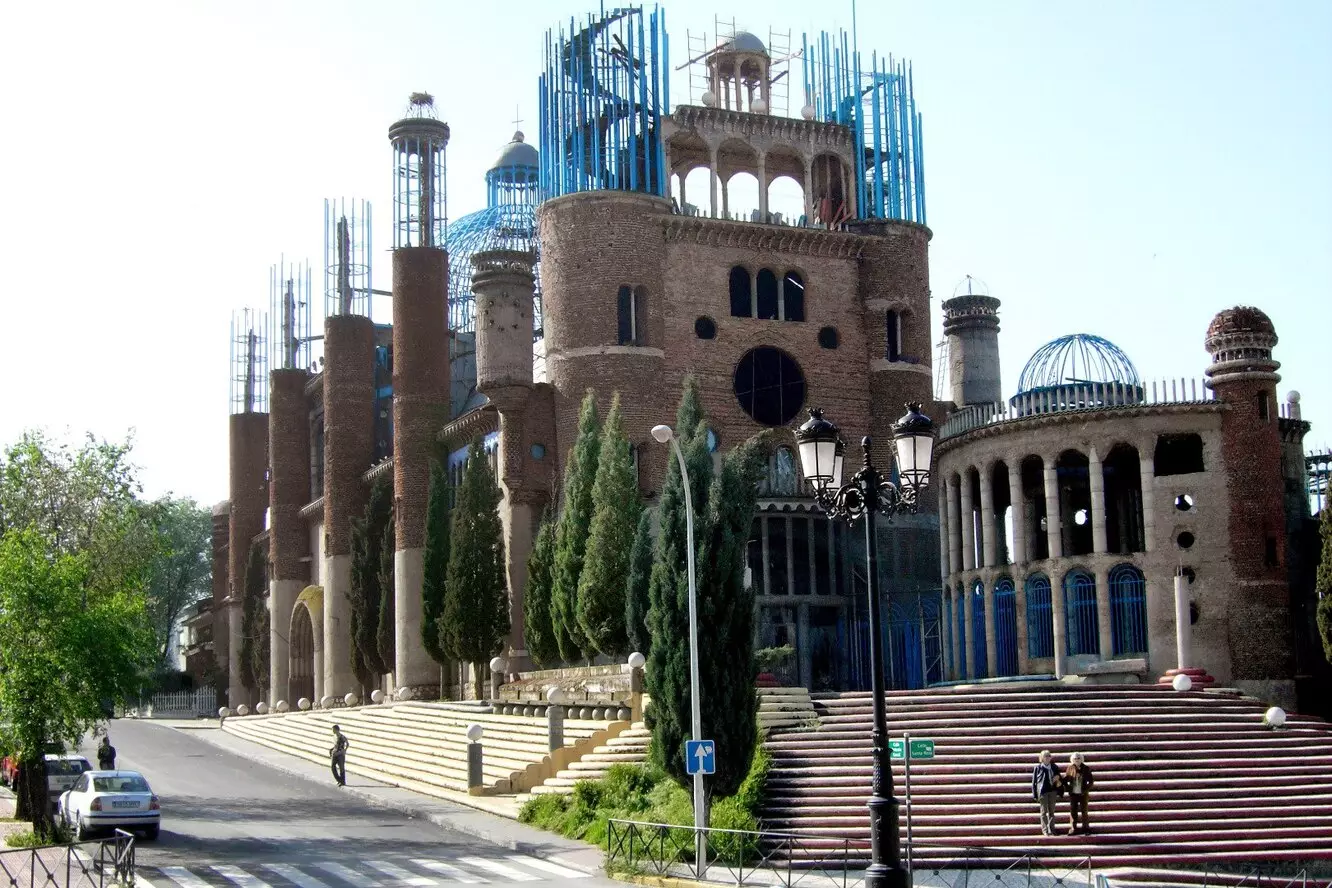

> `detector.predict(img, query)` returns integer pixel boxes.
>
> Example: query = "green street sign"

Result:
[889,738,935,761]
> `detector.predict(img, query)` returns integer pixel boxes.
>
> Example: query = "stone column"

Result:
[709,145,719,218]
[1173,573,1192,669]
[757,154,768,220]
[1008,461,1027,566]
[322,314,376,702]
[1014,570,1031,675]
[941,586,954,681]
[946,476,963,576]
[803,156,814,224]
[952,585,965,680]
[268,368,311,708]
[1095,563,1114,661]
[962,583,975,679]
[1043,457,1067,678]
[1042,458,1063,559]
[1140,448,1157,553]
[959,472,976,572]
[979,469,996,568]
[938,485,952,579]
[983,580,997,678]
[392,246,451,699]
[1089,446,1108,554]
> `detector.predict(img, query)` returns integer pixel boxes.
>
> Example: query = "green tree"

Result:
[377,518,396,675]
[422,460,452,697]
[349,478,392,688]
[624,509,654,657]
[551,391,601,662]
[524,511,560,666]
[143,497,212,671]
[696,435,768,796]
[0,531,155,838]
[440,440,510,698]
[1316,504,1332,665]
[577,394,642,658]
[646,376,715,786]
[239,542,266,693]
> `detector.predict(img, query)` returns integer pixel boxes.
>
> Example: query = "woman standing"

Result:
[1064,752,1094,835]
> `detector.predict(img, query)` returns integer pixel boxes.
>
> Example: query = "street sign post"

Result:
[900,733,936,876]
[685,740,716,776]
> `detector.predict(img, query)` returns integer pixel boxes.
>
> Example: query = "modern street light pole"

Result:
[650,423,706,875]
[795,404,935,888]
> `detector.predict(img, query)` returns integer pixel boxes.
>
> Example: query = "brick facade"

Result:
[269,368,311,581]
[227,411,269,597]
[322,315,376,555]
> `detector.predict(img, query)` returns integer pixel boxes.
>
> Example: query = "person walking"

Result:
[1031,749,1063,836]
[1064,752,1094,835]
[97,735,117,771]
[329,725,349,787]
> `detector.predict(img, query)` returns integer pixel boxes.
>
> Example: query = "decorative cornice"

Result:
[299,497,324,521]
[935,401,1228,456]
[667,104,855,154]
[364,457,394,484]
[662,215,867,258]
[437,405,499,446]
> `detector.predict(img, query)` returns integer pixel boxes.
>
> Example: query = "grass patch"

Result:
[4,823,71,848]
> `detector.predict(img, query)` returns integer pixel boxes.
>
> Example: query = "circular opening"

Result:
[1177,531,1195,550]
[818,326,839,349]
[695,316,717,340]
[530,443,546,460]
[1175,494,1195,512]
[733,347,807,427]
[1074,508,1089,527]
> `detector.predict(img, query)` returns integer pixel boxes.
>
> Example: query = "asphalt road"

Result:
[83,721,614,888]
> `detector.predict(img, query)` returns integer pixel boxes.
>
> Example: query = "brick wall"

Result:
[227,412,269,598]
[322,315,376,556]
[269,369,311,582]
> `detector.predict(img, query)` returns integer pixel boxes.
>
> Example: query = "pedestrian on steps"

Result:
[1031,749,1063,836]
[97,735,116,771]
[1064,752,1094,835]
[329,725,349,787]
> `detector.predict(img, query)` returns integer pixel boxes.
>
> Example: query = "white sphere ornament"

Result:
[236,704,250,717]
[370,689,384,704]
[467,723,484,743]
[1172,673,1192,692]
[801,104,816,120]
[344,692,359,707]
[701,90,717,107]
[489,656,507,673]
[218,707,231,719]
[627,651,646,669]
[276,700,290,713]
[1265,706,1287,728]
[320,695,336,709]
[297,697,312,711]
[256,702,269,715]
[546,686,567,705]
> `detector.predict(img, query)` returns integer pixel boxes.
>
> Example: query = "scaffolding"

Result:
[268,257,319,373]
[323,198,373,319]
[679,18,801,117]
[228,307,269,415]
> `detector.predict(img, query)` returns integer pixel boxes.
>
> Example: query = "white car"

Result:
[57,770,160,841]
[45,755,92,808]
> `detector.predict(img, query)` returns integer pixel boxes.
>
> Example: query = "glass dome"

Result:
[1015,333,1141,396]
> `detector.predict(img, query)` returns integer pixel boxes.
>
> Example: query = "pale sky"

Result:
[2,1,1328,506]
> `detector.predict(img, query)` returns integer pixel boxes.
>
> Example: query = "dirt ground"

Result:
[0,791,37,842]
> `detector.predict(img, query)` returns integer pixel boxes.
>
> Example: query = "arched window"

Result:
[885,310,902,362]
[1063,569,1100,657]
[994,577,1018,676]
[971,580,988,679]
[782,271,805,322]
[617,285,643,345]
[756,269,780,320]
[771,447,798,496]
[1025,573,1053,659]
[1109,563,1148,655]
[729,266,752,318]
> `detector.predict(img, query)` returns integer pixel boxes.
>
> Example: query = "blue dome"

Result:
[1015,333,1140,396]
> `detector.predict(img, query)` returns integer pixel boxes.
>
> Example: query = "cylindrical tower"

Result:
[474,249,540,664]
[267,367,310,708]
[1203,306,1293,705]
[942,277,1002,408]
[227,308,269,709]
[390,93,450,250]
[389,94,452,698]
[210,501,230,697]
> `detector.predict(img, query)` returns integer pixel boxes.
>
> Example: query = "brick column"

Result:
[392,246,451,699]
[268,368,310,708]
[227,411,268,708]
[322,314,376,703]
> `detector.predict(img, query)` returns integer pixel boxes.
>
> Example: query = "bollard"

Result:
[489,656,507,703]
[628,652,646,722]
[546,686,566,752]
[467,723,484,789]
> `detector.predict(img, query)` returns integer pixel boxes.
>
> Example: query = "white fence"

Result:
[143,688,217,718]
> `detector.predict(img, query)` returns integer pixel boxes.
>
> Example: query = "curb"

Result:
[177,725,605,877]
[621,875,727,888]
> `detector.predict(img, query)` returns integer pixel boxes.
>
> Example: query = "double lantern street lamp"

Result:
[795,403,936,888]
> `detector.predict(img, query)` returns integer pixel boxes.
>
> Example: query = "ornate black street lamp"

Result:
[795,403,935,888]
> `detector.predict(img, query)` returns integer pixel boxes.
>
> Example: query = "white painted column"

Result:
[960,473,976,572]
[1174,573,1192,670]
[1089,445,1108,554]
[980,469,997,568]
[1043,458,1067,678]
[946,476,963,577]
[269,580,303,708]
[1140,449,1157,553]
[323,553,354,703]
[1008,461,1027,566]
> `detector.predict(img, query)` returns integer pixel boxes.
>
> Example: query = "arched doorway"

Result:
[290,604,316,705]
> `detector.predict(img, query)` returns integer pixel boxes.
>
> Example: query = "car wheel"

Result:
[143,826,159,841]
[75,819,90,842]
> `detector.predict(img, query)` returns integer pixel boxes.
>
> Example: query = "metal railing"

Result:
[605,819,1092,888]
[0,830,135,888]
[1199,864,1320,888]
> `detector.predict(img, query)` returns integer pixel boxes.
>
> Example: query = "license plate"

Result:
[111,801,138,809]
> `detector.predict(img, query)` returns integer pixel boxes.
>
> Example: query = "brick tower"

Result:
[1204,305,1295,706]
[388,93,452,699]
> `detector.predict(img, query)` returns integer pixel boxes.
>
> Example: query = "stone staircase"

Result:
[221,700,623,795]
[762,684,1332,868]
[528,722,653,796]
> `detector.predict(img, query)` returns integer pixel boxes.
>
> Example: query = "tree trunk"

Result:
[472,662,484,701]
[17,756,53,840]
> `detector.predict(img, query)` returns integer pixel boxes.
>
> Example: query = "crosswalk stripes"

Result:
[140,853,591,887]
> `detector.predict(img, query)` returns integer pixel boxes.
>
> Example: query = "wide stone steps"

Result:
[760,683,1332,868]
[526,723,652,796]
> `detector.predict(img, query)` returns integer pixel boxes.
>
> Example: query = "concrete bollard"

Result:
[466,723,484,789]
[489,656,507,703]
[628,652,646,722]
[546,687,566,752]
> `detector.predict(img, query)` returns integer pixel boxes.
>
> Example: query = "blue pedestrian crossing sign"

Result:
[685,740,716,775]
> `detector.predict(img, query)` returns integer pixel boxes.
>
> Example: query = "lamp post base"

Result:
[865,793,908,888]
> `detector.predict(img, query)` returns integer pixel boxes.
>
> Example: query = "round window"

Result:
[530,444,546,460]
[733,347,806,427]
[1177,531,1195,550]
[818,326,839,349]
[695,316,717,340]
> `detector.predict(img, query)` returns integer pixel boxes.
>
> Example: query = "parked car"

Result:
[57,770,160,841]
[45,755,92,804]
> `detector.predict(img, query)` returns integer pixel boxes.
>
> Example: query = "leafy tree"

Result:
[524,511,560,666]
[143,497,212,671]
[377,519,395,675]
[577,394,642,658]
[646,376,715,786]
[349,478,392,689]
[422,460,452,690]
[440,440,509,698]
[624,509,654,657]
[0,531,155,838]
[1316,504,1332,665]
[551,391,601,662]
[239,542,266,693]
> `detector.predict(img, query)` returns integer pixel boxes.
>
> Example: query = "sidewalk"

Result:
[171,721,606,876]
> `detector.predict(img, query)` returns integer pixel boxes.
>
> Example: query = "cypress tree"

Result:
[347,519,376,692]
[551,391,601,662]
[1316,504,1332,665]
[624,509,654,657]
[576,394,642,658]
[440,440,510,698]
[239,542,266,694]
[696,435,768,796]
[524,511,560,666]
[422,460,451,668]
[377,518,395,674]
[350,478,392,683]
[646,377,714,786]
